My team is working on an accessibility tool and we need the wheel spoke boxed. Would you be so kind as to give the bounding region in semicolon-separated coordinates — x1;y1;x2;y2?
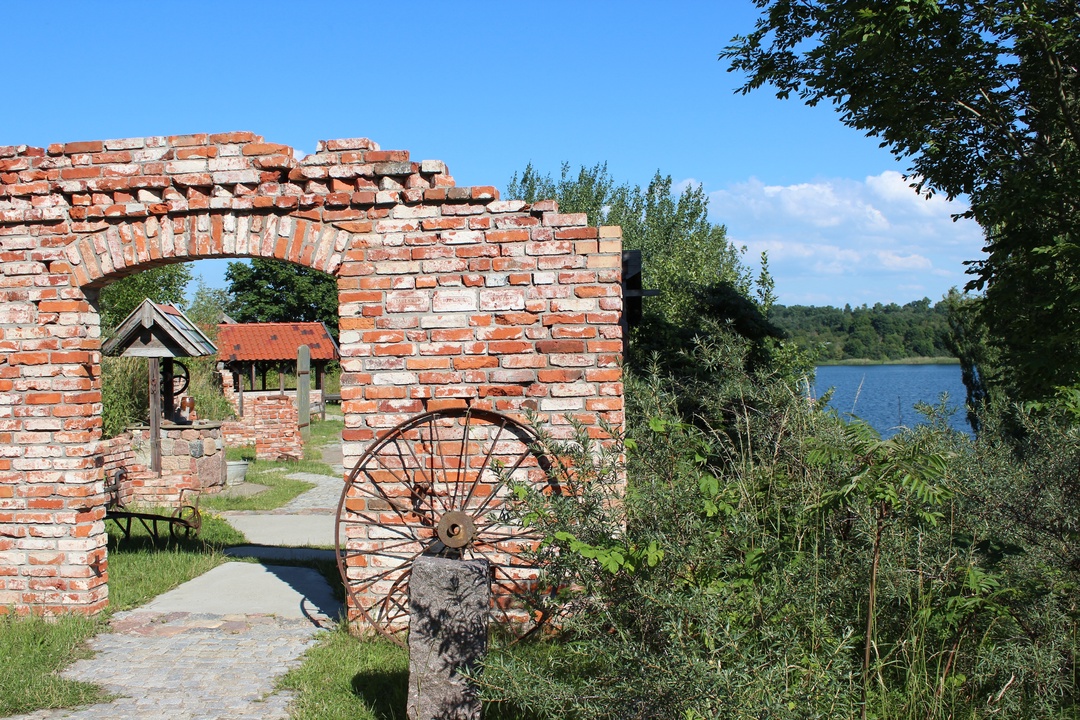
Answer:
339;505;418;542
452;406;473;511
470;445;534;522
461;417;508;510
397;425;451;519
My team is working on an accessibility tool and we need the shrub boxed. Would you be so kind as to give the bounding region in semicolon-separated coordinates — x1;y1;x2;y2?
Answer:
479;332;1080;719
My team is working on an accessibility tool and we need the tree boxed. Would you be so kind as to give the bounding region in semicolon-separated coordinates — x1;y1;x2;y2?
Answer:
507;163;760;360
98;263;192;333
225;259;338;338
185;279;233;340
724;1;1080;400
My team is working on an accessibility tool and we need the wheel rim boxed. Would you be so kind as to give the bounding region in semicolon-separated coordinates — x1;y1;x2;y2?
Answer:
335;407;560;644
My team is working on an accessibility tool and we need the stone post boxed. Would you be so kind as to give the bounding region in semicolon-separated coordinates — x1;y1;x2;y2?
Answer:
407;556;490;720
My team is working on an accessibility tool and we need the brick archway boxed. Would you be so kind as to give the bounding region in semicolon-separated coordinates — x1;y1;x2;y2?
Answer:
0;132;624;615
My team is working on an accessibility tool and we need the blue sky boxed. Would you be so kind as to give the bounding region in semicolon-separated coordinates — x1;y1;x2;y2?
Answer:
3;1;984;307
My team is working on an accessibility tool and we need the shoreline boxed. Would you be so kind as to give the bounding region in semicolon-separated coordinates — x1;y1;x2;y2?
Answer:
817;356;960;367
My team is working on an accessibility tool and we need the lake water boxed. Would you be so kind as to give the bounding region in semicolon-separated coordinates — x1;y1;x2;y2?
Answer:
814;364;970;437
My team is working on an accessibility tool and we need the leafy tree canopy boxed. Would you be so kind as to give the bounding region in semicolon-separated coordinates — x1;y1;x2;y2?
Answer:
772;297;954;362
98;263;192;333
724;0;1080;400
185;279;234;341
225;259;338;339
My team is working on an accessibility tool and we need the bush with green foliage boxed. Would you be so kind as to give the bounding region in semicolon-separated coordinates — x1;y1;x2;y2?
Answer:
479;330;1080;719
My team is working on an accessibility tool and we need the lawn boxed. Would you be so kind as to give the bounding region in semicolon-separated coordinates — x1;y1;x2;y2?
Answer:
202;415;343;512
0;613;109;716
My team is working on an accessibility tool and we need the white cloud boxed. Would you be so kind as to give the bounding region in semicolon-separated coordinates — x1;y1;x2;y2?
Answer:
874;250;932;271
673;177;702;194
706;172;985;306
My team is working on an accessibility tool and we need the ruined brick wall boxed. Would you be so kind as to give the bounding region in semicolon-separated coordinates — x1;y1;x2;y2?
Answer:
252;396;303;461
0;131;623;616
219;365;325;453
219;366;326;416
221;420;256;448
101;426;225;507
101;435;137;507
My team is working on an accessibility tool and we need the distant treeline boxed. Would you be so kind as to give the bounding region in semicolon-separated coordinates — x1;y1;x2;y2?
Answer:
771;298;954;362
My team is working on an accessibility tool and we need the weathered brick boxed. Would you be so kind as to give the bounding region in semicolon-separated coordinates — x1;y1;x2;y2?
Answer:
0;130;626;620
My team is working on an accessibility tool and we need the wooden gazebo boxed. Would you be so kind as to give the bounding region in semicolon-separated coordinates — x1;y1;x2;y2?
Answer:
215;322;339;416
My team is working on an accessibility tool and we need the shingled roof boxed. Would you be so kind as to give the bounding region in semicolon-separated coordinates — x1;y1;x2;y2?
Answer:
216;322;339;362
103;300;218;358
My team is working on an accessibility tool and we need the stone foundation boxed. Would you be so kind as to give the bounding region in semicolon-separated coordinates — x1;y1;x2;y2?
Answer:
101;423;225;507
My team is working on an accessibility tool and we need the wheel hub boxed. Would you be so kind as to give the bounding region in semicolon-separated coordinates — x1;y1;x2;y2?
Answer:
436;510;476;549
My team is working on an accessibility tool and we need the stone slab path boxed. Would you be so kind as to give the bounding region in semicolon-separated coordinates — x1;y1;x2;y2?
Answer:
5;443;348;720
13;612;322;720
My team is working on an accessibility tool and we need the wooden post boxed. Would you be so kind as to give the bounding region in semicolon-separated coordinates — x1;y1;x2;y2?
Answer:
317;362;326;421
148;357;162;474
236;365;245;418
297;345;311;439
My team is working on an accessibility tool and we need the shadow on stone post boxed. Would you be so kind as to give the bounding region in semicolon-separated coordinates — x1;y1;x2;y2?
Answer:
407;555;490;720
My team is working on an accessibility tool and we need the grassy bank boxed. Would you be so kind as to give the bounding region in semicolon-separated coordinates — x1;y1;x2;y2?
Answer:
0;614;109;715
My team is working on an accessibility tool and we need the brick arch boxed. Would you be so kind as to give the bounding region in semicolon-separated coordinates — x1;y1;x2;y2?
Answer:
0;132;624;616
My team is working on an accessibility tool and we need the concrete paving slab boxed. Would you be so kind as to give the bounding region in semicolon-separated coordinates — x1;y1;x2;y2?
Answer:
141;561;342;625
216;481;270;498
224;544;336;563
222;512;335;547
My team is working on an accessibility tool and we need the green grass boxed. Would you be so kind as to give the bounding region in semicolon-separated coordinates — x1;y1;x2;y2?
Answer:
279;629;408;720
1;415;348;716
308;413;344;449
0;514;247;715
206;416;342;512
279;628;537;720
0;614;112;716
200;467;317;513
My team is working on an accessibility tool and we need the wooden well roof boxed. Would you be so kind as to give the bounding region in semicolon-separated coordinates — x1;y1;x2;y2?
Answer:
102;300;218;358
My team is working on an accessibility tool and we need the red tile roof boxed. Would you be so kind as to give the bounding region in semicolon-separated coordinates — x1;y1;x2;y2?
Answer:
216;323;339;362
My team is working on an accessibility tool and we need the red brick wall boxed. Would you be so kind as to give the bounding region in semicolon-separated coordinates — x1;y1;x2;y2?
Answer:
219;366;324;456
252;396;303;461
0;132;623;617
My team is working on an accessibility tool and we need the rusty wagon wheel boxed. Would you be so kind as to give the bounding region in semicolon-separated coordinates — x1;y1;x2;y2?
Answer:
169;503;200;541
335;407;562;645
